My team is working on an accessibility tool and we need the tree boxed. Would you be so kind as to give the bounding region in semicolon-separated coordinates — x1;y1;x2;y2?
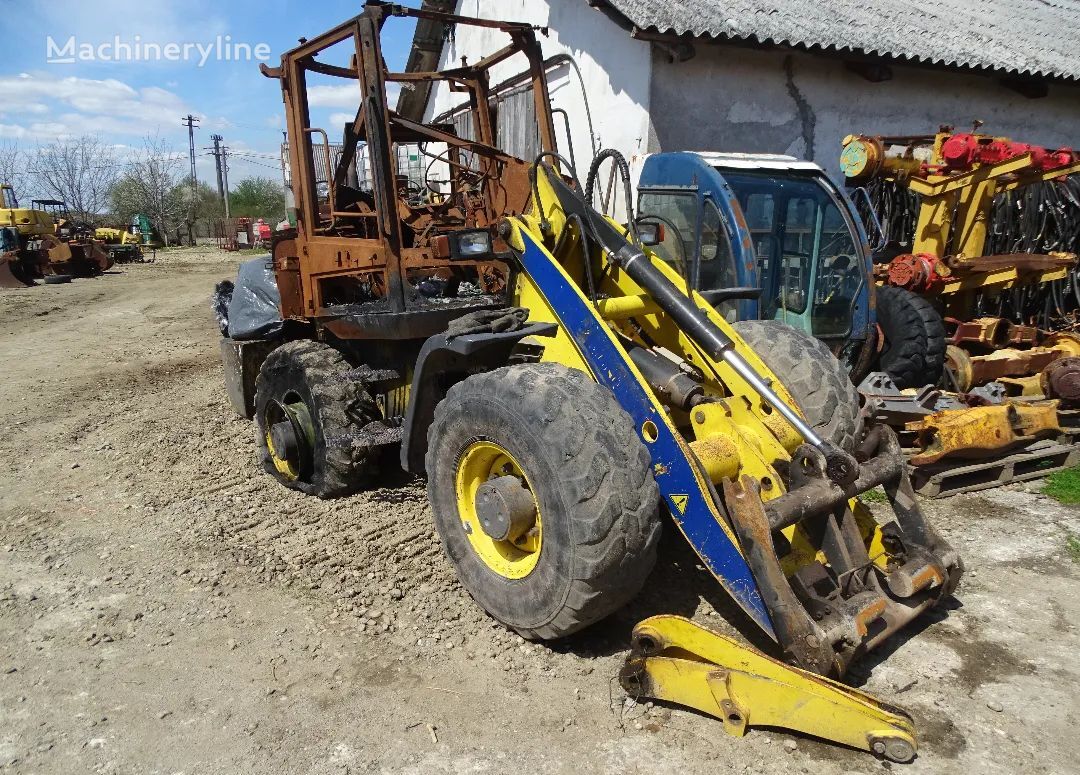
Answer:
110;135;186;246
174;177;224;222
31;136;118;225
229;176;286;220
0;141;30;201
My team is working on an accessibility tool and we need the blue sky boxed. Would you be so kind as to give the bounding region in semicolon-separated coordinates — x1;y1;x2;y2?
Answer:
0;0;421;182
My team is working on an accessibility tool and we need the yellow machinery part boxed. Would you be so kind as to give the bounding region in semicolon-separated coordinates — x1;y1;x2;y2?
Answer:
620;615;917;763
909;401;1062;465
454;440;542;580
0;205;54;238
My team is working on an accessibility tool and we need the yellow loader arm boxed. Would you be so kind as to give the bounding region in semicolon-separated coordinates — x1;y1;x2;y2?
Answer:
621;616;918;763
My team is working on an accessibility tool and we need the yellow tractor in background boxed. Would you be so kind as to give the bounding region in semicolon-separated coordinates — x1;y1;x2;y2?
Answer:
0;184;112;286
95;225;144;264
0;183;54;287
215;3;962;762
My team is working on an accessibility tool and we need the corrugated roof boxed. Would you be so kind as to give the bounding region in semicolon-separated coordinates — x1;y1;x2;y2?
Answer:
597;0;1080;81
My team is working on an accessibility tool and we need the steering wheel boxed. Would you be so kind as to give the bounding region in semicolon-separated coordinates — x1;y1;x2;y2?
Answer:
422;144;490;196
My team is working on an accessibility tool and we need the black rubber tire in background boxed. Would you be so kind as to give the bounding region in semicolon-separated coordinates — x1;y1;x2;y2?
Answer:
875;285;946;389
43;274;73;285
254;340;380;498
732;319;863;453
426;363;661;640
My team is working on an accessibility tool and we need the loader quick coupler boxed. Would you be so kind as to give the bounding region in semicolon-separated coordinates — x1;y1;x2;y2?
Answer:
727;425;962;678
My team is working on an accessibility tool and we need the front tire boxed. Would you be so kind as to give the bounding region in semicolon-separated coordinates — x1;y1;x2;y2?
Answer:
426;363;661;640
732;319;864;452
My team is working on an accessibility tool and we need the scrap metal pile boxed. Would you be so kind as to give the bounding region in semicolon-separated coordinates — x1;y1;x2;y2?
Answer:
843;127;1080;495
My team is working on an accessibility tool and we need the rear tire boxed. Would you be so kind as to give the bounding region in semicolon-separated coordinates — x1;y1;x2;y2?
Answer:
426;363;661;639
876;285;946;388
254;340;380;498
732;319;863;452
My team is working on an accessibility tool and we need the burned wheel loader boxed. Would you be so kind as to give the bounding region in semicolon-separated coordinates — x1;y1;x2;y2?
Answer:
217;2;961;761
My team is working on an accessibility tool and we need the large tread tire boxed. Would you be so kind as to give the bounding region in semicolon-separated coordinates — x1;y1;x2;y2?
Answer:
254;340;379;498
876;285;946;388
732;319;863;453
912;293;947;385
426;363;661;640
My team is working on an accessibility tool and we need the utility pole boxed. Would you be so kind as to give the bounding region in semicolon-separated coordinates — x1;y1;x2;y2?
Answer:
182;114;200;186
182;115;200;246
221;141;231;219
210;134;225;202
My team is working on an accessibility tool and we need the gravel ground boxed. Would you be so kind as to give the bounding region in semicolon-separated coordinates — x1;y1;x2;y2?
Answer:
1;248;1078;774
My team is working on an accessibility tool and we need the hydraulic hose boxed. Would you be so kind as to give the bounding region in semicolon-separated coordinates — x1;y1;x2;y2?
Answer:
531;154;860;486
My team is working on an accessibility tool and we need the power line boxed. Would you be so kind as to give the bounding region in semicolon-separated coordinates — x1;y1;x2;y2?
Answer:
228;157;282;171
228;150;282;160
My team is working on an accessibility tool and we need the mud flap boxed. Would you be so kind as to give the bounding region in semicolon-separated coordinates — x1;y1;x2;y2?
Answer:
620;615;918;763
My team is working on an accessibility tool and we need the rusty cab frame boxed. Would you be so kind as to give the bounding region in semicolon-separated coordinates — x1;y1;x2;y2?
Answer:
260;1;557;343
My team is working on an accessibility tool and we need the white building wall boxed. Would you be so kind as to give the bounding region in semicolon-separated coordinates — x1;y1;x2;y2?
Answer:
423;0;653;177
648;45;1080;182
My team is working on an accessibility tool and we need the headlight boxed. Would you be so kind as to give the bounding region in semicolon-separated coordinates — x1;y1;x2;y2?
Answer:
435;229;494;261
634;219;664;247
454;229;492;258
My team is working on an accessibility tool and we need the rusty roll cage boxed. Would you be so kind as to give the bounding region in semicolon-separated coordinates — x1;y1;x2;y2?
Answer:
260;1;558;336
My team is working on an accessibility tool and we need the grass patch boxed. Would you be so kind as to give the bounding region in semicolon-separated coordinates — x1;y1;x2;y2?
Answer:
1068;533;1080;564
860;486;887;504
1042;467;1080;505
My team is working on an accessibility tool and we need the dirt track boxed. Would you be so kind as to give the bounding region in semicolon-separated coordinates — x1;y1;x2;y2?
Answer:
1;248;1079;774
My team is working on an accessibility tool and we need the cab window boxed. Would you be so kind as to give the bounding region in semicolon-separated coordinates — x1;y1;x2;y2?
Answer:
637;191;698;279
722;170;861;338
698;200;739;321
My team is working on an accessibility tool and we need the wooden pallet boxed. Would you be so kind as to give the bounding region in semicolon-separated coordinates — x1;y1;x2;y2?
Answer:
909;436;1080;498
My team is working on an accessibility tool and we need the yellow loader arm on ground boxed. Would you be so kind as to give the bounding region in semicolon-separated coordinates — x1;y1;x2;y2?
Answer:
620;616;918;763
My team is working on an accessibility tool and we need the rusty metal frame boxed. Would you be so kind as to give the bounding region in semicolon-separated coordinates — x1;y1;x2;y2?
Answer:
262;1;558;334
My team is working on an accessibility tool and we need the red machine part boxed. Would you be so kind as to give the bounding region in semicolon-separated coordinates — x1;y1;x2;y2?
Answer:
940;133;1077;173
1041;357;1080;404
886;253;947;292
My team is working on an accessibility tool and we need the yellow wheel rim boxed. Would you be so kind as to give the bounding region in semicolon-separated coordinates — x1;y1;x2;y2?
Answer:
264;397;312;483
455;441;542;579
266;429;300;481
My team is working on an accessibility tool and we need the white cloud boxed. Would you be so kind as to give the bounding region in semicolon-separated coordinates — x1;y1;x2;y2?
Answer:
0;72;189;139
308;81;400;108
0;121;71;139
328;112;356;127
308;83;361;108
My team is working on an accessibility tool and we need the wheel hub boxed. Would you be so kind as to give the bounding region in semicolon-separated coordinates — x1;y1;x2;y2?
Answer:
269;420;300;462
475;475;537;541
265;397;314;482
455;441;543;579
